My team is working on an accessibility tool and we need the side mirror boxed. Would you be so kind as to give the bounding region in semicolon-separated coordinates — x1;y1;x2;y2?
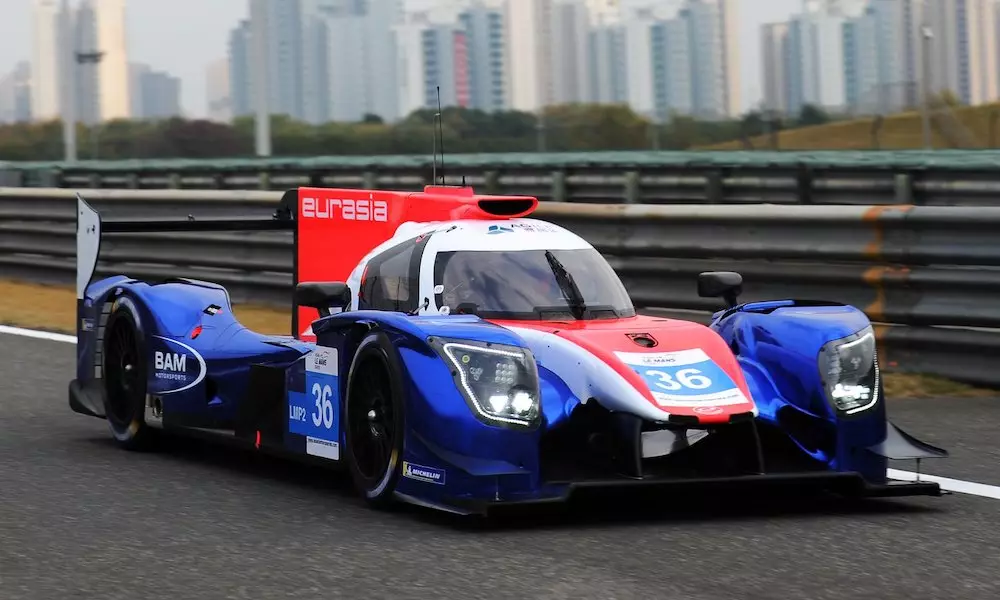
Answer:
697;271;743;308
295;282;351;317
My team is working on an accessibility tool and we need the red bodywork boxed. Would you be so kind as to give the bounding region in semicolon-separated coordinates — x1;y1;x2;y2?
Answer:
295;186;536;339
293;185;754;424
492;317;755;424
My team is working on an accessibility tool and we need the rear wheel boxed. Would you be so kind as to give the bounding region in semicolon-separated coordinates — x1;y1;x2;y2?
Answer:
343;332;405;507
102;301;154;450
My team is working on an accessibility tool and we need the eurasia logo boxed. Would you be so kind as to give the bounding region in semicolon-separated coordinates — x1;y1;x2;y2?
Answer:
302;196;388;222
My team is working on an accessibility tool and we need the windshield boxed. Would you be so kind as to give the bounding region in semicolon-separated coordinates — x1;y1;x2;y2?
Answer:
433;248;636;320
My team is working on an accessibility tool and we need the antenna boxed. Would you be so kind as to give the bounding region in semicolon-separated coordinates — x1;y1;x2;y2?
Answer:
432;104;438;185
436;86;446;186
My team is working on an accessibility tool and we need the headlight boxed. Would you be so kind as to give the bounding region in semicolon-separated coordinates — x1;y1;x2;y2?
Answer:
430;337;540;428
817;325;880;415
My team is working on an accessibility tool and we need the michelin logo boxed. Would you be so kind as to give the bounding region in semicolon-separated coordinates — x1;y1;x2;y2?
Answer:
402;461;445;485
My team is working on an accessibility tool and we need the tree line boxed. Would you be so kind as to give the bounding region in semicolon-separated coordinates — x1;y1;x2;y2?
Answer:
0;104;839;162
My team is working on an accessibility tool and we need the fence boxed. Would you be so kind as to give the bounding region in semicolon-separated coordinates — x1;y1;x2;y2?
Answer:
0;187;998;388
7;150;1000;205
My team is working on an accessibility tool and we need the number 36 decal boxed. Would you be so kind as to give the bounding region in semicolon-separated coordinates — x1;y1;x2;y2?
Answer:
311;383;335;429
644;368;712;391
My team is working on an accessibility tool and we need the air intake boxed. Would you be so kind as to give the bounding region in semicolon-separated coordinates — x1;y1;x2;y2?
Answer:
477;197;537;217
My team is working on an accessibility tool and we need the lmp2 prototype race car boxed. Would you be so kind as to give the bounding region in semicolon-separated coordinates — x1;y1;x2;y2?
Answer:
69;184;948;515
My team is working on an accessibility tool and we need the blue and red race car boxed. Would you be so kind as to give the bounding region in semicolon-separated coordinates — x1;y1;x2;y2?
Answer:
69;185;947;514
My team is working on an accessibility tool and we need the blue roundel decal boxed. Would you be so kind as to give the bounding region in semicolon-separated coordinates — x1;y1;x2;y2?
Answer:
149;335;206;394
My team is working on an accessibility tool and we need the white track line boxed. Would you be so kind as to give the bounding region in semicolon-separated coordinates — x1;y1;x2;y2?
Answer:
3;325;999;501
888;469;1000;500
0;325;77;344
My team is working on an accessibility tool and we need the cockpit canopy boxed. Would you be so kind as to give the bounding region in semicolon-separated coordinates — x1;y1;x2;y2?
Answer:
435;248;635;320
355;227;635;321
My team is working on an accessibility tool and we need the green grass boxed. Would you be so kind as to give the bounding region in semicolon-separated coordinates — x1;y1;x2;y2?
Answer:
700;102;1000;150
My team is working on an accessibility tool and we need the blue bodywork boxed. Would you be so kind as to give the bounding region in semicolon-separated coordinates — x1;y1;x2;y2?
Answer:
73;277;311;428
709;300;887;481
72;275;946;514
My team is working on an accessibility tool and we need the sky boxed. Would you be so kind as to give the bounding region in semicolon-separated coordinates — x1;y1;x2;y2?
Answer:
0;0;802;118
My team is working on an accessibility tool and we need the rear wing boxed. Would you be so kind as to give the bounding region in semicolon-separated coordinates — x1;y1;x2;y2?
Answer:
75;192;296;336
77;186;539;341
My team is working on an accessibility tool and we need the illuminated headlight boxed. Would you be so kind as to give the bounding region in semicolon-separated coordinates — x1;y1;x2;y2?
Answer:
817;325;880;415
431;337;540;428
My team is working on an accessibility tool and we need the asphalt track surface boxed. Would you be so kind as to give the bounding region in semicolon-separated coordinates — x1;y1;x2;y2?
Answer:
2;332;1000;600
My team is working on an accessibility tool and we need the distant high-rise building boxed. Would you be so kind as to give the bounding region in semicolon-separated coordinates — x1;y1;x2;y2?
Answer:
73;0;100;124
301;0;361;124
395;9;470;116
783;0;856;114
719;0;740;116
870;0;926;110
843;6;880;111
589;13;628;104
674;0;740;119
507;0;554;111
250;0;305;120
925;0;998;105
760;22;789;114
326;11;372;122
621;0;673;117
228;20;253;118
550;0;591;104
459;0;508;112
206;59;232;122
367;0;404;122
130;63;181;119
650;13;692;118
0;62;33;123
623;0;738;119
841;0;924;114
95;0;131;120
31;0;69;121
128;63;145;118
765;0;922;116
318;0;403;123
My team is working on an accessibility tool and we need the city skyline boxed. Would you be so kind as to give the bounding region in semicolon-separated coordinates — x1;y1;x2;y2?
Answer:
0;0;801;119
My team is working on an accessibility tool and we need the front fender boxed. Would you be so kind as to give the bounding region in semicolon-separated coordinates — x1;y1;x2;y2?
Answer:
311;311;542;502
711;301;887;478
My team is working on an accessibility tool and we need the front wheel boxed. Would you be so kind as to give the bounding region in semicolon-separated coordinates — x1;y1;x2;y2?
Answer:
102;299;154;450
343;332;405;507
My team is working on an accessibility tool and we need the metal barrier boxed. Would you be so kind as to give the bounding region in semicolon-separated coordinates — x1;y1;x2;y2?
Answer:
1;187;998;388
7;150;1000;205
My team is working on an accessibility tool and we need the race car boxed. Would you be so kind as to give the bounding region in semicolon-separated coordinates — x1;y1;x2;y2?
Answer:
69;185;948;515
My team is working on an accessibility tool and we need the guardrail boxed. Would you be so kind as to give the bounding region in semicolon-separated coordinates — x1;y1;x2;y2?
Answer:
7;150;1000;205
1;187;998;388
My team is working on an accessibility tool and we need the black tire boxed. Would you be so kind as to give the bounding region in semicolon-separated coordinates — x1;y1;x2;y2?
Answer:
102;299;154;450
343;331;406;507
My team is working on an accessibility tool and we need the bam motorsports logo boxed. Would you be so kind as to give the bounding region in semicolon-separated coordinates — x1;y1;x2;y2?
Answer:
155;351;189;381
